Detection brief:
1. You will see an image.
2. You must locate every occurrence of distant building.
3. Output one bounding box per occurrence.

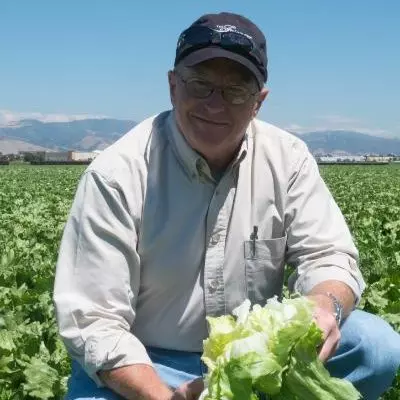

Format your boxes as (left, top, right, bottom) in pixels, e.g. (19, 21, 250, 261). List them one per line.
(317, 155, 366, 163)
(365, 156, 393, 163)
(315, 154, 395, 164)
(318, 156, 340, 163)
(44, 151, 99, 162)
(70, 151, 99, 161)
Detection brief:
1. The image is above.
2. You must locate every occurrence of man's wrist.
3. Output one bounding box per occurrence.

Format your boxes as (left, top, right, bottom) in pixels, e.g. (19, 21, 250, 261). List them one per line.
(321, 292, 344, 326)
(307, 293, 342, 326)
(307, 280, 356, 321)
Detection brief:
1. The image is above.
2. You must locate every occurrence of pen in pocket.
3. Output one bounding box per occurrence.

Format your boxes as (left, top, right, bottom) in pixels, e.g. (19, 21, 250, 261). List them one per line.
(250, 225, 258, 258)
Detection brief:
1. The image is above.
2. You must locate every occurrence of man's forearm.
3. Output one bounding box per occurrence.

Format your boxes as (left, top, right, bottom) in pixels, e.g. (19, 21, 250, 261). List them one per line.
(99, 364, 173, 400)
(307, 279, 356, 318)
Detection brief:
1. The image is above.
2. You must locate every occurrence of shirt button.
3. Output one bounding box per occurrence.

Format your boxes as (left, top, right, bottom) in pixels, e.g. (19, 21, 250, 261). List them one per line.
(211, 233, 220, 245)
(208, 279, 219, 292)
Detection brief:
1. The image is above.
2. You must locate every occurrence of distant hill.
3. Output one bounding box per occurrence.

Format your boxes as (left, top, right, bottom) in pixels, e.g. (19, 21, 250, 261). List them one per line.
(0, 118, 137, 152)
(294, 130, 400, 155)
(1, 118, 400, 155)
(0, 138, 51, 154)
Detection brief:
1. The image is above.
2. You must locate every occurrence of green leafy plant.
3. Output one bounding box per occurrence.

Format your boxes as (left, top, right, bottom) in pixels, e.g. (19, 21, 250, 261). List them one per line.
(0, 165, 82, 399)
(0, 163, 399, 399)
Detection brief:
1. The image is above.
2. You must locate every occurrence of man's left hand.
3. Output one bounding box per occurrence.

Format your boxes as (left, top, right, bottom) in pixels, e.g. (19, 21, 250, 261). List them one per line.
(307, 294, 341, 363)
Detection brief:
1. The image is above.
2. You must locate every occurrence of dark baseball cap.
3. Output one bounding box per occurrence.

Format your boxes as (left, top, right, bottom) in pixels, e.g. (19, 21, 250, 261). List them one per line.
(174, 12, 268, 88)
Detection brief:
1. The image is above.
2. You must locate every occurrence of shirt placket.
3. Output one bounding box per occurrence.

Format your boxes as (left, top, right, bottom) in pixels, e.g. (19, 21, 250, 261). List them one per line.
(203, 174, 233, 317)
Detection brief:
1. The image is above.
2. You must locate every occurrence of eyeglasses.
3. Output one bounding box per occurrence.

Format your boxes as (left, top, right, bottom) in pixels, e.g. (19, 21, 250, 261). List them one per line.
(176, 26, 263, 68)
(175, 70, 258, 105)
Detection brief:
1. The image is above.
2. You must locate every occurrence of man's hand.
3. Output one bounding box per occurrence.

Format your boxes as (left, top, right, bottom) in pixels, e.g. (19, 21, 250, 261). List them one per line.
(171, 378, 204, 400)
(307, 294, 341, 363)
(306, 280, 356, 362)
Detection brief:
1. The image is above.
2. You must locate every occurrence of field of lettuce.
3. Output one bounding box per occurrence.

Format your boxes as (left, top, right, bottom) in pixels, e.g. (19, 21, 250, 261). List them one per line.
(0, 163, 399, 399)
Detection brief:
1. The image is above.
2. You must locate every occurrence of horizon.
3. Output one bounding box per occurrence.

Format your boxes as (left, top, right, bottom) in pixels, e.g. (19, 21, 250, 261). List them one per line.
(1, 1, 399, 137)
(2, 114, 400, 142)
(1, 111, 400, 140)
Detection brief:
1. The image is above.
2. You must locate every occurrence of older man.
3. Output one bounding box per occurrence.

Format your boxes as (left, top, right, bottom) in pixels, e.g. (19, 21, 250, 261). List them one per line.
(54, 12, 400, 400)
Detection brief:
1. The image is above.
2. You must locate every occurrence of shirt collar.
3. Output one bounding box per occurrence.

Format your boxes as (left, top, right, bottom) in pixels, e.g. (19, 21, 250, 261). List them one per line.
(166, 110, 249, 182)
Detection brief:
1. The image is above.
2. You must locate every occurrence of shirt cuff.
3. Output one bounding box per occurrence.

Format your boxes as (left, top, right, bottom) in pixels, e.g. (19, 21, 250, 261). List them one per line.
(290, 258, 366, 306)
(83, 330, 153, 387)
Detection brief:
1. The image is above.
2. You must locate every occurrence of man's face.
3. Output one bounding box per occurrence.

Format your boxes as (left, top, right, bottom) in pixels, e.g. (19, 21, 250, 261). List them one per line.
(168, 58, 268, 165)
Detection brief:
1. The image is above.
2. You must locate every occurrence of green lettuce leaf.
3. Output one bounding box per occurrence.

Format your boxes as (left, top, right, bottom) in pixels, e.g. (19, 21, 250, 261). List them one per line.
(201, 296, 362, 400)
(279, 323, 361, 400)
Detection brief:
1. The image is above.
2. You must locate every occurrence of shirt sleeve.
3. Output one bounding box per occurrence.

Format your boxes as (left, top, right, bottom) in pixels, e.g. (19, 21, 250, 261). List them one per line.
(285, 144, 366, 304)
(53, 170, 152, 387)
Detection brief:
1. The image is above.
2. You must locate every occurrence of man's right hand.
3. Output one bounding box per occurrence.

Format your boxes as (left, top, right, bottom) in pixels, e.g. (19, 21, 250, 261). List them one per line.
(171, 378, 204, 400)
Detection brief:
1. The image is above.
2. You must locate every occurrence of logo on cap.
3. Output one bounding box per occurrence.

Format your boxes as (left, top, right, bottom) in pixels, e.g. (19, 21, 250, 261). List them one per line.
(215, 24, 253, 40)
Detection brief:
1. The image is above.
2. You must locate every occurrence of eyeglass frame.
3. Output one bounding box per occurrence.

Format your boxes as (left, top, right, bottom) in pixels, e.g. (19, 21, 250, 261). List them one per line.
(174, 69, 260, 105)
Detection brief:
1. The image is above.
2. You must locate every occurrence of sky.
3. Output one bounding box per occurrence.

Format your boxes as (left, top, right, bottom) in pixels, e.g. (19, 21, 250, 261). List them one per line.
(0, 0, 399, 136)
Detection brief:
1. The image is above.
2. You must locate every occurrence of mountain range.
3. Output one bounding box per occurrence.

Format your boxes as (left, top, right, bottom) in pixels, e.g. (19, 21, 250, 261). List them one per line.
(0, 118, 136, 154)
(1, 118, 400, 155)
(294, 130, 400, 156)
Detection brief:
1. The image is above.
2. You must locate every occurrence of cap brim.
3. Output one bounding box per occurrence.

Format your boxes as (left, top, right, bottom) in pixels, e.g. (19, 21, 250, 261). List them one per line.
(178, 47, 264, 88)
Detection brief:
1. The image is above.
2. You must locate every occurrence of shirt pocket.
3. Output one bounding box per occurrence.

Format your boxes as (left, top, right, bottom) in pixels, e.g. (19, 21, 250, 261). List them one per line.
(244, 236, 287, 305)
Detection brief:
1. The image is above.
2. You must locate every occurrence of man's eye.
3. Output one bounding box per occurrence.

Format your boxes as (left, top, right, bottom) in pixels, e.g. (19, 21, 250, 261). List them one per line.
(225, 86, 248, 96)
(189, 79, 212, 90)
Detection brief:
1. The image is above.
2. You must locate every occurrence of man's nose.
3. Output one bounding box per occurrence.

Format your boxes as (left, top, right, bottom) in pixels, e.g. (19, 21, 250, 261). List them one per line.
(204, 88, 226, 113)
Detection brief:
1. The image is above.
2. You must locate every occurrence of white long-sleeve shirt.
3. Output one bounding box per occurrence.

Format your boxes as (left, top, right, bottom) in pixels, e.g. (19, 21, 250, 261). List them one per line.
(53, 110, 365, 386)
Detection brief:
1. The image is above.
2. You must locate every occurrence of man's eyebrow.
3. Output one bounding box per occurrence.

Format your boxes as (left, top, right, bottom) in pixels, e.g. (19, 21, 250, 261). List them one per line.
(185, 68, 253, 86)
(184, 68, 211, 79)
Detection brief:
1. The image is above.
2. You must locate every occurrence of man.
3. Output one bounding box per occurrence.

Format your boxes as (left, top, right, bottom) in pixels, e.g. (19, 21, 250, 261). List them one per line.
(54, 12, 400, 400)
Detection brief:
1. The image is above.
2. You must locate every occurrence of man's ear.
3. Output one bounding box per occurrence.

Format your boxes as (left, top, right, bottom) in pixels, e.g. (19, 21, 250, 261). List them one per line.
(252, 88, 269, 118)
(168, 70, 177, 106)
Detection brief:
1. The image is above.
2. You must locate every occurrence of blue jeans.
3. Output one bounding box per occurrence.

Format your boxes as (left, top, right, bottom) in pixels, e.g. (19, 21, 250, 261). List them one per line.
(66, 310, 400, 400)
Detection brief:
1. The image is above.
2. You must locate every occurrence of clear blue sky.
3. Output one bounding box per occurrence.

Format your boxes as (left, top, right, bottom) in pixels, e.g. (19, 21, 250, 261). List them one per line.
(1, 0, 399, 136)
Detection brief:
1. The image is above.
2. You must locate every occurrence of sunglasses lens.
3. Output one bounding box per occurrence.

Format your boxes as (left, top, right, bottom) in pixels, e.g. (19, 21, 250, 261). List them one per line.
(177, 27, 262, 75)
(221, 32, 253, 51)
(183, 27, 213, 47)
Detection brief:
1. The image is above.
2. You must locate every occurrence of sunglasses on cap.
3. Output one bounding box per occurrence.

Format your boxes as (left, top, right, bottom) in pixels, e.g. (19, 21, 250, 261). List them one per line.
(176, 25, 264, 67)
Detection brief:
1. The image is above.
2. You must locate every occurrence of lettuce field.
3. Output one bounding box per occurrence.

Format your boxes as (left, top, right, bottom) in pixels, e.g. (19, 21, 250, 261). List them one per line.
(0, 163, 399, 399)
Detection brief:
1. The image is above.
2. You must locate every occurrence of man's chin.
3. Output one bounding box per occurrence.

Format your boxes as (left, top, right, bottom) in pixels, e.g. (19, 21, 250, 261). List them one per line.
(191, 125, 232, 143)
(191, 133, 228, 150)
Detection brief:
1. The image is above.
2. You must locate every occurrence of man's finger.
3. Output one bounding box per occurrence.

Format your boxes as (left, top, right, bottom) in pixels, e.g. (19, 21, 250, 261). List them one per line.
(318, 332, 340, 362)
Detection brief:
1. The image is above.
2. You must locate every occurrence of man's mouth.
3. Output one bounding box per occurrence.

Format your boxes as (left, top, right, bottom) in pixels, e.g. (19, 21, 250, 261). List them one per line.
(191, 114, 229, 126)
